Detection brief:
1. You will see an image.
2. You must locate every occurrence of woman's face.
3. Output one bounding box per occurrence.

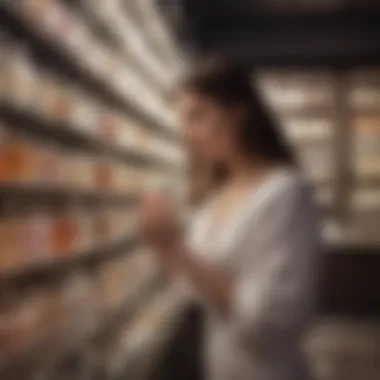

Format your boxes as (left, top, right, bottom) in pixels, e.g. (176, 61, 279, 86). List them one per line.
(177, 90, 238, 168)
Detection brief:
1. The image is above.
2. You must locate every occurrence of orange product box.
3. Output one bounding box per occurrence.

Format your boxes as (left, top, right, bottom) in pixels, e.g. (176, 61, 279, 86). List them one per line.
(51, 208, 78, 258)
(6, 134, 39, 184)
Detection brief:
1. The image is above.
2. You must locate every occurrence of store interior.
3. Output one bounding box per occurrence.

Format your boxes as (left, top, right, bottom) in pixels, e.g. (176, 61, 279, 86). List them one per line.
(1, 0, 380, 380)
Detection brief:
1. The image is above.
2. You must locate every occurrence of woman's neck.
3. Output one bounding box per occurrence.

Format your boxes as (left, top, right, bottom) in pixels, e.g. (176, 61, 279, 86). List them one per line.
(227, 155, 274, 186)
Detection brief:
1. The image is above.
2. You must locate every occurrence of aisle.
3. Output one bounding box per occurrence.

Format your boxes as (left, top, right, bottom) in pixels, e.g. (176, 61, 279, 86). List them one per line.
(140, 313, 380, 380)
(307, 318, 380, 380)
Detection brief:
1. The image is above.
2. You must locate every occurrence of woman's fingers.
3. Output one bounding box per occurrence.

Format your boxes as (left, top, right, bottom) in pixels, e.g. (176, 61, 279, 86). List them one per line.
(138, 193, 178, 248)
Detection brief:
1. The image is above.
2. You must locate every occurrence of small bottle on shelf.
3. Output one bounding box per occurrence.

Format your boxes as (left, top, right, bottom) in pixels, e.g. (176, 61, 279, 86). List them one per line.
(112, 163, 123, 192)
(135, 127, 150, 152)
(0, 124, 10, 182)
(0, 289, 46, 364)
(63, 271, 98, 345)
(39, 74, 57, 122)
(51, 204, 78, 259)
(96, 261, 110, 318)
(150, 136, 165, 157)
(0, 33, 14, 105)
(8, 46, 36, 111)
(71, 151, 98, 192)
(87, 43, 108, 81)
(116, 207, 137, 238)
(98, 111, 117, 142)
(118, 117, 137, 151)
(36, 284, 72, 368)
(65, 151, 84, 191)
(74, 204, 92, 253)
(37, 143, 63, 188)
(80, 154, 95, 191)
(99, 260, 124, 314)
(44, 77, 72, 124)
(120, 165, 140, 193)
(92, 205, 111, 247)
(16, 203, 53, 270)
(104, 206, 116, 241)
(6, 131, 39, 185)
(94, 157, 113, 191)
(113, 205, 134, 241)
(112, 207, 124, 240)
(0, 199, 19, 273)
(92, 264, 108, 325)
(70, 89, 97, 136)
(27, 65, 46, 118)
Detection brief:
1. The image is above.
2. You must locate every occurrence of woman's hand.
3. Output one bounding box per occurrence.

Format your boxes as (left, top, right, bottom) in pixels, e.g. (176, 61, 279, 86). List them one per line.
(139, 193, 231, 315)
(138, 192, 182, 252)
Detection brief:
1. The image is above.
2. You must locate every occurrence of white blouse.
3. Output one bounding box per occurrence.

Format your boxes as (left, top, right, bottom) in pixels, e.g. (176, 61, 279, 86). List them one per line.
(176, 168, 320, 380)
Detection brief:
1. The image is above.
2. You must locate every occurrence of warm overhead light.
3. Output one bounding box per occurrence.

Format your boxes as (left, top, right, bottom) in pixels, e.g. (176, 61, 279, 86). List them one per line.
(283, 118, 332, 141)
(355, 160, 380, 177)
(316, 188, 334, 206)
(257, 72, 335, 109)
(350, 88, 380, 108)
(322, 219, 343, 243)
(351, 188, 380, 210)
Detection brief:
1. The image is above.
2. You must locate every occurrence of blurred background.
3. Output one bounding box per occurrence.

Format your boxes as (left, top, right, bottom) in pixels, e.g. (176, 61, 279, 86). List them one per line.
(1, 0, 380, 379)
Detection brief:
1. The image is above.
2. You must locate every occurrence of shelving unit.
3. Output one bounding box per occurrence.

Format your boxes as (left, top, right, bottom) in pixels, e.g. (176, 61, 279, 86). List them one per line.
(0, 2, 177, 134)
(0, 1, 186, 379)
(256, 70, 380, 245)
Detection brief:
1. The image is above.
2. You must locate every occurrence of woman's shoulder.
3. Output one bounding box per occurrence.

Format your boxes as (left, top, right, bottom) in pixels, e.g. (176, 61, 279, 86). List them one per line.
(258, 167, 315, 218)
(272, 167, 312, 198)
(276, 166, 307, 188)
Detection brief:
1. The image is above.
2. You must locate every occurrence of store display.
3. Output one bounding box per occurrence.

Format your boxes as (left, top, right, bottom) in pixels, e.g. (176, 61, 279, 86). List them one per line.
(16, 205, 53, 268)
(37, 143, 62, 187)
(63, 271, 99, 348)
(7, 48, 34, 109)
(0, 209, 19, 271)
(1, 43, 177, 171)
(352, 117, 380, 179)
(6, 132, 38, 184)
(0, 125, 10, 181)
(0, 3, 183, 380)
(7, 0, 177, 130)
(0, 294, 44, 364)
(354, 118, 380, 158)
(0, 283, 71, 370)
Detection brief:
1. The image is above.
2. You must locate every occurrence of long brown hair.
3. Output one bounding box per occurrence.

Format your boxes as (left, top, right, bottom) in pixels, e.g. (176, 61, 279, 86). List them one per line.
(179, 58, 295, 204)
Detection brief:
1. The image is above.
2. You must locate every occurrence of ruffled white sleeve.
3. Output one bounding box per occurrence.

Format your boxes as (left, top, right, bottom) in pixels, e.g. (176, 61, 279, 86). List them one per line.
(170, 207, 209, 304)
(230, 177, 320, 352)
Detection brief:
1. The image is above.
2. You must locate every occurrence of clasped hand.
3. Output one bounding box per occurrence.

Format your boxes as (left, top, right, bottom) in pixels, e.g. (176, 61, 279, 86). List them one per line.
(138, 192, 182, 252)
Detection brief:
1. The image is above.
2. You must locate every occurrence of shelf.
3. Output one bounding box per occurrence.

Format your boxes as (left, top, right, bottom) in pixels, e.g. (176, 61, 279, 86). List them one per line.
(0, 3, 184, 379)
(92, 274, 166, 346)
(62, 0, 123, 51)
(113, 287, 191, 380)
(62, 0, 166, 95)
(0, 234, 139, 283)
(0, 103, 181, 172)
(2, 272, 166, 380)
(44, 277, 166, 380)
(0, 4, 177, 142)
(0, 182, 138, 205)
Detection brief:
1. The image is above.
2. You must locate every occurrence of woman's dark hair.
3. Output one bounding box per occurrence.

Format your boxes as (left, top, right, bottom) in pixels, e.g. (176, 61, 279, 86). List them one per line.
(179, 58, 295, 166)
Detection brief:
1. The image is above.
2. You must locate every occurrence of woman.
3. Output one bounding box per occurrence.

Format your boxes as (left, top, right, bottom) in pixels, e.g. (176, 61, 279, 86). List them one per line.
(139, 60, 320, 380)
